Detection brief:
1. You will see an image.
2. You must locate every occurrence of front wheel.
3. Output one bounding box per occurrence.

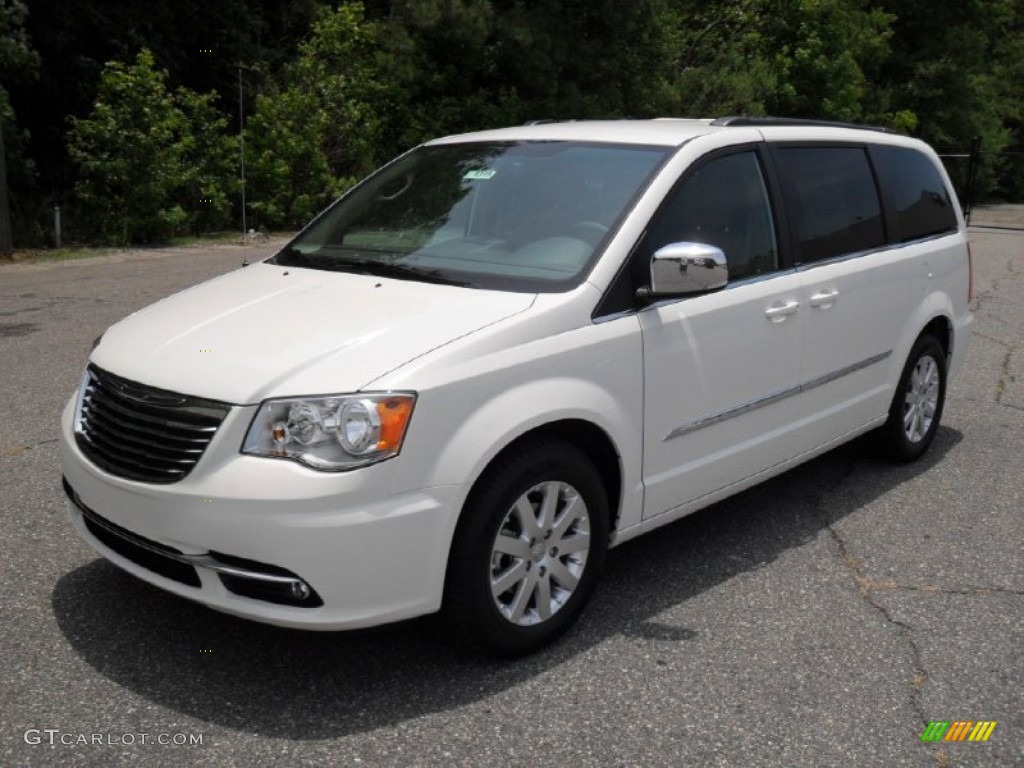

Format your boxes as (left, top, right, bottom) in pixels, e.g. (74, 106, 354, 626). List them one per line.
(873, 334, 947, 462)
(443, 440, 609, 656)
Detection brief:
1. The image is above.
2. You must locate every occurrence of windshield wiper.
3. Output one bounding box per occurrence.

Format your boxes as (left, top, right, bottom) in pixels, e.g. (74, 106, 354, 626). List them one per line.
(270, 248, 472, 287)
(348, 260, 473, 287)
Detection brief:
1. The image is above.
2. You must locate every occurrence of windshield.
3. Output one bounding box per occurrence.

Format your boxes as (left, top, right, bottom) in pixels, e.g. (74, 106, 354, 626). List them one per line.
(271, 141, 670, 291)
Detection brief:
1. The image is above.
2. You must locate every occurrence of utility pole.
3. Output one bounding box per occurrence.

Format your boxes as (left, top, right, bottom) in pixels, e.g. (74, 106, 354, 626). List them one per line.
(0, 120, 12, 256)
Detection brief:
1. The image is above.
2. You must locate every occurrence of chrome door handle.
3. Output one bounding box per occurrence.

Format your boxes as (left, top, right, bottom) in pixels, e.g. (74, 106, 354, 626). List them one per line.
(809, 289, 839, 308)
(764, 300, 800, 322)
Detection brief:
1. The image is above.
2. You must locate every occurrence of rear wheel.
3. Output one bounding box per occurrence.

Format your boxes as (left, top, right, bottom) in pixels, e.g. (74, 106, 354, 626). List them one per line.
(444, 439, 609, 656)
(873, 334, 947, 462)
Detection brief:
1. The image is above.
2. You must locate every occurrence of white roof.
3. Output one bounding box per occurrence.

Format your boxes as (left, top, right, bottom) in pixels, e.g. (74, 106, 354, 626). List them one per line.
(426, 119, 724, 147)
(425, 118, 926, 151)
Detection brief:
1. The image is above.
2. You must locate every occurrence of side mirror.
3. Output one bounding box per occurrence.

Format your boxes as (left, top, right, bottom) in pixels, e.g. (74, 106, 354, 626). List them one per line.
(642, 242, 728, 299)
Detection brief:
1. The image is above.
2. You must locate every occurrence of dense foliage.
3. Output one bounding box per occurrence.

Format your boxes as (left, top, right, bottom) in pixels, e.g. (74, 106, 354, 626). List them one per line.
(66, 51, 238, 243)
(3, 0, 1023, 247)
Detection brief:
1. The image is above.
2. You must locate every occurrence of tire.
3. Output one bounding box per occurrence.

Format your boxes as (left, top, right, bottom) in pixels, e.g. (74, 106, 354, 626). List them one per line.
(873, 334, 947, 463)
(443, 439, 609, 657)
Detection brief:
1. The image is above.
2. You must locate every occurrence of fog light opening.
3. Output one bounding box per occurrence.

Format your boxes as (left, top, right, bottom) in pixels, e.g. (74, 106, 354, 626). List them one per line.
(290, 580, 312, 601)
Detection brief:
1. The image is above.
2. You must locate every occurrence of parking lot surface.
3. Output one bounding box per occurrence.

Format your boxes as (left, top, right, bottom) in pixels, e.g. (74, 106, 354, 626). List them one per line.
(1, 227, 1021, 767)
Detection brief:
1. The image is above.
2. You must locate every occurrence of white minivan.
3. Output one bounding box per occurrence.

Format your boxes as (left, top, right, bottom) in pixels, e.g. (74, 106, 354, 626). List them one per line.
(61, 117, 972, 655)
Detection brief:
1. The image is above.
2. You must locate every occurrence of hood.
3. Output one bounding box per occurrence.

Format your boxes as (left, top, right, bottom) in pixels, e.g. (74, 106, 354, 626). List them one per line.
(91, 262, 535, 403)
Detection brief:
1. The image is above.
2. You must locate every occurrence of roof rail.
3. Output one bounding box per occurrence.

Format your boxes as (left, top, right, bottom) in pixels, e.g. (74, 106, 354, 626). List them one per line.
(712, 116, 896, 134)
(523, 119, 559, 126)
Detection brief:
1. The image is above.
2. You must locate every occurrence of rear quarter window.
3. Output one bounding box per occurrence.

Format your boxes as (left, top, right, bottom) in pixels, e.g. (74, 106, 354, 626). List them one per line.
(871, 145, 958, 242)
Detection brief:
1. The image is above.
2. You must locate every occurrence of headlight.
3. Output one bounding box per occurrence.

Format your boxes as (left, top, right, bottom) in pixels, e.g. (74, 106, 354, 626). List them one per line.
(242, 393, 416, 471)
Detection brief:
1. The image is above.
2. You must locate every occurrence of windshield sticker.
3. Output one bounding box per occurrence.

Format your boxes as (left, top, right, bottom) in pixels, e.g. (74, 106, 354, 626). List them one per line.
(463, 169, 496, 180)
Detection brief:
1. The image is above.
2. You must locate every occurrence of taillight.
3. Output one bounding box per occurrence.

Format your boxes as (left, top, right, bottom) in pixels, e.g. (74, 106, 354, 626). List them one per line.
(967, 241, 974, 303)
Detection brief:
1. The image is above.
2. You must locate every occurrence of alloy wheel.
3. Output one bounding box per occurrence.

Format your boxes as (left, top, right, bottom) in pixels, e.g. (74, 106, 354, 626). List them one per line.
(489, 481, 591, 626)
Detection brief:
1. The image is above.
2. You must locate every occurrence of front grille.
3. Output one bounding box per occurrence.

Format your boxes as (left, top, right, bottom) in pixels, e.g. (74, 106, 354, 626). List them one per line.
(75, 365, 230, 484)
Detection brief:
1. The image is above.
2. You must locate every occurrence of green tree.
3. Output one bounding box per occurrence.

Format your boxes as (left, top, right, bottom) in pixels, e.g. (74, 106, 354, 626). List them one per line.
(759, 0, 893, 121)
(176, 87, 238, 234)
(875, 0, 1024, 199)
(660, 0, 895, 121)
(662, 0, 776, 117)
(67, 49, 237, 243)
(246, 87, 341, 228)
(246, 2, 385, 228)
(68, 50, 187, 243)
(11, 0, 326, 219)
(376, 0, 679, 146)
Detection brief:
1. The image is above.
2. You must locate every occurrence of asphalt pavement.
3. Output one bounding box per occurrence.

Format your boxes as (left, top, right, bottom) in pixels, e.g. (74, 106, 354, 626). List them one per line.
(0, 227, 1020, 767)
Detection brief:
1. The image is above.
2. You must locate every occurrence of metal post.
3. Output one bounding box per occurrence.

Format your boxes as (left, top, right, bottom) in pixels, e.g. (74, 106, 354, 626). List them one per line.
(239, 68, 247, 242)
(0, 120, 12, 256)
(54, 206, 61, 248)
(964, 135, 982, 225)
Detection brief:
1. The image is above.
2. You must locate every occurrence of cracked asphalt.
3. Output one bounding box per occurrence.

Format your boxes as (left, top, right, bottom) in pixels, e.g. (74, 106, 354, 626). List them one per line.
(1, 222, 1021, 767)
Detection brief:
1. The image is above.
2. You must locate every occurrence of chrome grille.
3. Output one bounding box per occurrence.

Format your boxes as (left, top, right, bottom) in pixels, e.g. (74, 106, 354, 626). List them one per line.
(75, 365, 230, 483)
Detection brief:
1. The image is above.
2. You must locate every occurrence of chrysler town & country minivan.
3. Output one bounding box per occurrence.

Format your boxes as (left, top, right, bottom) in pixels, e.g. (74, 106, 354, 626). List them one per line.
(60, 117, 972, 655)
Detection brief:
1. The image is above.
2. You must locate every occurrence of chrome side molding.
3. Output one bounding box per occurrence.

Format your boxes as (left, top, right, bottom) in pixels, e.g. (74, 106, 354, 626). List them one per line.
(664, 351, 892, 441)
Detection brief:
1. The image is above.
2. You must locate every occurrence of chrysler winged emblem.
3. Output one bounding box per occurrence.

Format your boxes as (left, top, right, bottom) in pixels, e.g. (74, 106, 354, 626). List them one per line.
(106, 376, 189, 407)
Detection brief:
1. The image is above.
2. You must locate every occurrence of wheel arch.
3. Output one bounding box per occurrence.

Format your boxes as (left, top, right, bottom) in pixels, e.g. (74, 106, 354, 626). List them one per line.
(466, 419, 624, 535)
(414, 372, 640, 541)
(921, 314, 952, 361)
(888, 290, 956, 393)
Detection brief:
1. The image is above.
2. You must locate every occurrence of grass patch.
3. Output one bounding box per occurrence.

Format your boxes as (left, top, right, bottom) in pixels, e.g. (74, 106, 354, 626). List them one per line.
(164, 231, 251, 247)
(1, 231, 281, 265)
(1, 246, 122, 264)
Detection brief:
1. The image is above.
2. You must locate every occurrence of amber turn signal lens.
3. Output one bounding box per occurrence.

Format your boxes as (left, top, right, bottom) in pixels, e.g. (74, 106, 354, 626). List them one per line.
(376, 396, 415, 451)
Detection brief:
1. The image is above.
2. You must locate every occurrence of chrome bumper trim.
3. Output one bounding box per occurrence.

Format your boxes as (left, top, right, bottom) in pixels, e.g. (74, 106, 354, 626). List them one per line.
(67, 485, 307, 590)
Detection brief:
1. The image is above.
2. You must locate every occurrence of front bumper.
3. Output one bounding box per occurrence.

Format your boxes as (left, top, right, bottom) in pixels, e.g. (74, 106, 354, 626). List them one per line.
(60, 397, 461, 630)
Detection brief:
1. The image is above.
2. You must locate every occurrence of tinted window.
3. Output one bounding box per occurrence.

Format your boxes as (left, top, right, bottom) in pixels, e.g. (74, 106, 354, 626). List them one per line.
(873, 145, 958, 242)
(647, 152, 778, 281)
(777, 147, 885, 263)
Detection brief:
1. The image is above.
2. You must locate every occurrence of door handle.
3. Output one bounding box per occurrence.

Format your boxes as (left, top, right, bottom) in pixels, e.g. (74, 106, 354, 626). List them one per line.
(764, 300, 800, 322)
(809, 288, 839, 308)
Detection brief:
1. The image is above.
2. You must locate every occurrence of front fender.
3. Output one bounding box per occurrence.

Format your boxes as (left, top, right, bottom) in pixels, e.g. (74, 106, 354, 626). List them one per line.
(434, 376, 630, 491)
(385, 315, 646, 539)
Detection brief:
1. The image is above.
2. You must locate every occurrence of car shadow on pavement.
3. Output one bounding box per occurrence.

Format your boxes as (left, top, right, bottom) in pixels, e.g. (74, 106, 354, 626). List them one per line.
(51, 427, 962, 740)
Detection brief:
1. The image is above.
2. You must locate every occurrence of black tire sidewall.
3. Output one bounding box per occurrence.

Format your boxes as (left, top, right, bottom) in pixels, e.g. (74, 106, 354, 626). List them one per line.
(444, 439, 609, 656)
(881, 334, 947, 462)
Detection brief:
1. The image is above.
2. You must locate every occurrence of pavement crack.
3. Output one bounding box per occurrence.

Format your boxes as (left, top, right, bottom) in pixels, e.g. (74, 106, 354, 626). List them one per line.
(847, 580, 1024, 597)
(814, 462, 930, 727)
(969, 331, 1010, 347)
(823, 523, 931, 726)
(949, 396, 1024, 413)
(0, 437, 59, 458)
(995, 345, 1015, 404)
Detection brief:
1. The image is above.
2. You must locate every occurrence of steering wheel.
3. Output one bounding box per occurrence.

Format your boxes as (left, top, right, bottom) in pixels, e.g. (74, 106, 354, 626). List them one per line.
(568, 220, 609, 246)
(377, 174, 413, 201)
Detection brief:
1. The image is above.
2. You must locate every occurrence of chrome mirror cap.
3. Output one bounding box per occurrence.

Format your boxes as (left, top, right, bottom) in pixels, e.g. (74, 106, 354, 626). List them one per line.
(648, 242, 728, 297)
